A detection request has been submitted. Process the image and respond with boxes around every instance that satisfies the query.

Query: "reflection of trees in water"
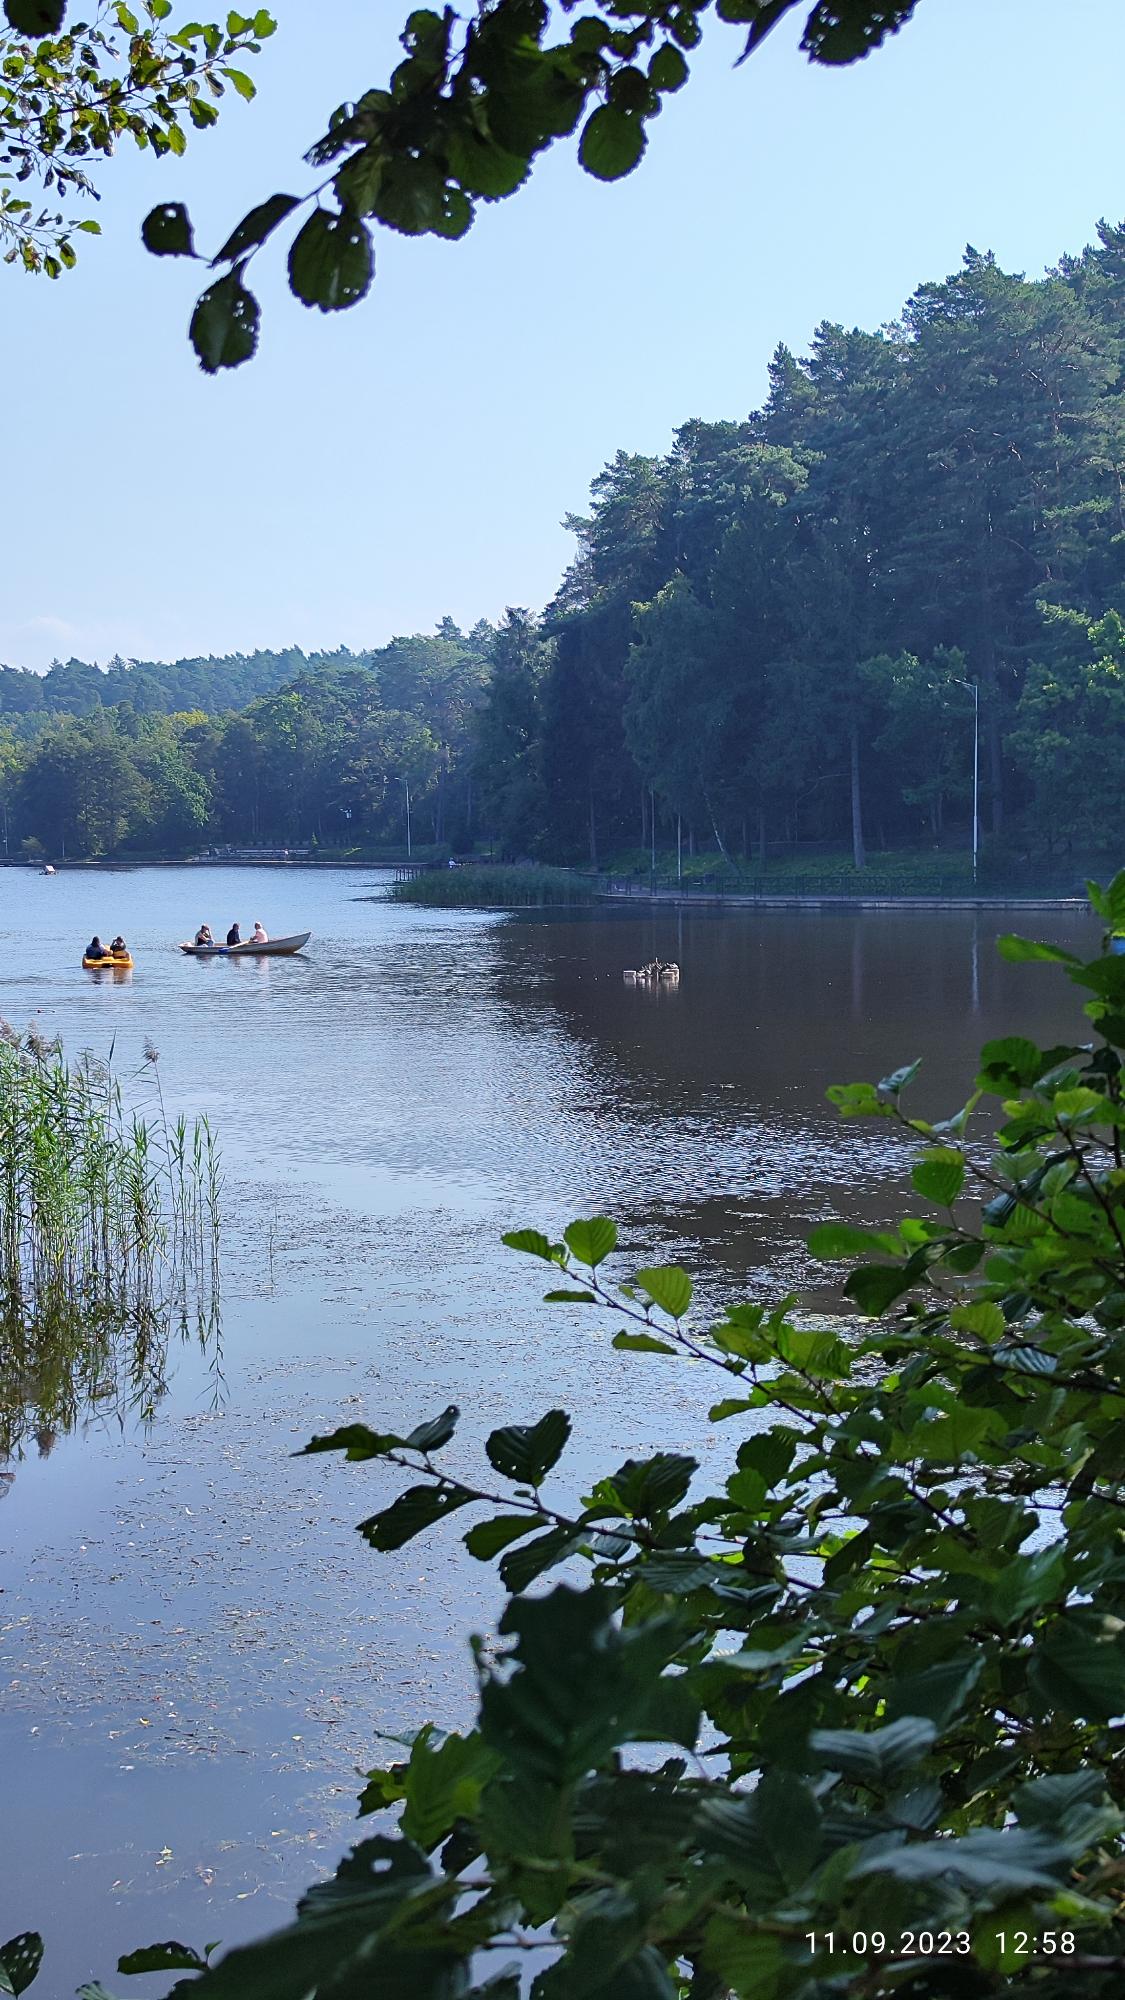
[0,1023,223,1476]
[482,912,1087,1278]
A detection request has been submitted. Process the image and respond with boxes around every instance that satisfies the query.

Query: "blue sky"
[5,0,1125,672]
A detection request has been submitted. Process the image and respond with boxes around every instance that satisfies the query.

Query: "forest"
[5,223,1125,870]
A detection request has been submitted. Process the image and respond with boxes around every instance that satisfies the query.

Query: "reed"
[0,1022,222,1459]
[389,863,599,908]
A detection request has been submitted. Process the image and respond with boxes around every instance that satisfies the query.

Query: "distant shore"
[2,857,1091,911]
[1,856,394,871]
[597,887,1086,912]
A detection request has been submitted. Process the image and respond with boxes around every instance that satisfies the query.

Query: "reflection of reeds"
[0,1022,222,1460]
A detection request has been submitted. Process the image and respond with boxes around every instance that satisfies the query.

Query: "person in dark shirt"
[226,922,241,947]
[85,936,106,960]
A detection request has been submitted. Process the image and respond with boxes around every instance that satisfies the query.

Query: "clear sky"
[5,0,1125,673]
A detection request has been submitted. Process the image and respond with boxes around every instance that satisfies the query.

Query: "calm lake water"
[0,866,1098,1992]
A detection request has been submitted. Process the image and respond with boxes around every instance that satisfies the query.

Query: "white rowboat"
[179,931,312,957]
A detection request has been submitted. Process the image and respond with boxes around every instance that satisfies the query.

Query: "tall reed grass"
[0,1021,223,1459]
[390,864,599,908]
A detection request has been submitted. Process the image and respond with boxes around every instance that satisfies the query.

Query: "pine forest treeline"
[5,227,1125,867]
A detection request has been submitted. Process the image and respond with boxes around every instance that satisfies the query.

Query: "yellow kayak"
[83,953,133,969]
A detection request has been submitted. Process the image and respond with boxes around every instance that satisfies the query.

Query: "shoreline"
[2,858,1089,910]
[596,888,1087,911]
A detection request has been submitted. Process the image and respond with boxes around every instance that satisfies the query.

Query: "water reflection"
[0,1298,223,1471]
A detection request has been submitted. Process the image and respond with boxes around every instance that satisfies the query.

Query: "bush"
[15,878,1125,1999]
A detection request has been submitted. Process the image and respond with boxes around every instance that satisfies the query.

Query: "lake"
[0,866,1098,1992]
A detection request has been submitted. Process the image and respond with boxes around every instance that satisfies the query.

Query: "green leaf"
[884,1652,985,1728]
[405,1405,459,1452]
[826,1080,892,1118]
[612,1330,677,1355]
[499,1524,581,1592]
[977,1036,1048,1091]
[357,1482,471,1551]
[1014,1768,1106,1830]
[446,126,530,200]
[1028,1616,1125,1721]
[463,1513,545,1560]
[542,1287,597,1302]
[220,64,255,100]
[189,267,260,372]
[949,1300,1007,1342]
[808,1221,901,1259]
[844,1260,915,1315]
[502,1228,558,1262]
[118,1944,208,1974]
[563,1215,617,1267]
[213,192,299,265]
[809,1715,936,1786]
[997,934,1081,965]
[0,1936,42,1998]
[602,1452,697,1517]
[702,1923,787,1998]
[397,1730,500,1851]
[853,1826,1071,1891]
[288,207,373,311]
[1089,868,1125,930]
[300,1422,403,1460]
[753,1770,823,1889]
[634,1266,692,1318]
[911,1146,965,1205]
[649,44,688,90]
[579,105,647,181]
[4,1,65,33]
[141,202,196,257]
[878,1058,921,1094]
[486,1409,571,1484]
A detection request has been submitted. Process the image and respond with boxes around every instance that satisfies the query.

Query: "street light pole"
[404,777,412,860]
[954,678,979,885]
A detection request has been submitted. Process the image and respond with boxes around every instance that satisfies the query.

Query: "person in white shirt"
[251,921,268,943]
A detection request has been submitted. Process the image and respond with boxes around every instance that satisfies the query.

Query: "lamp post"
[953,677,979,885]
[403,776,412,860]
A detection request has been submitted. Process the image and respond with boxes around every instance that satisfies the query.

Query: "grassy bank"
[389,864,601,908]
[604,846,1095,898]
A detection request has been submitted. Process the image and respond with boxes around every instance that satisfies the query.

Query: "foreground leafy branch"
[0,1,275,273]
[131,0,926,368]
[17,872,1125,1998]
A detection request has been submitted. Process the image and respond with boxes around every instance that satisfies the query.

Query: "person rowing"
[251,920,268,944]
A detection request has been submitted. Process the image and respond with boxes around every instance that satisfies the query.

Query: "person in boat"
[85,935,107,960]
[195,923,214,947]
[111,935,127,955]
[251,920,268,944]
[226,921,241,947]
